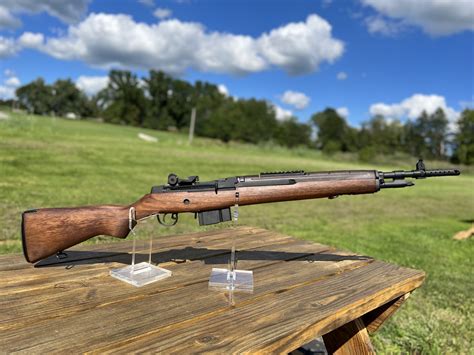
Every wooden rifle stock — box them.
[22,206,131,263]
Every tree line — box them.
[7,69,473,165]
[312,107,473,165]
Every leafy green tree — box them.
[81,96,101,118]
[404,109,448,159]
[15,78,53,115]
[274,118,312,148]
[403,116,426,158]
[167,78,194,129]
[145,72,228,131]
[311,108,354,153]
[51,79,90,117]
[358,115,404,155]
[202,99,278,144]
[452,109,474,165]
[200,100,240,142]
[193,81,227,135]
[427,108,449,159]
[144,70,173,129]
[97,70,147,126]
[236,99,277,143]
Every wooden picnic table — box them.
[1,226,425,354]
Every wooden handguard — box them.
[22,206,131,263]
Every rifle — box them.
[21,160,460,263]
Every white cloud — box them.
[18,32,44,48]
[217,84,228,96]
[0,85,16,99]
[0,0,90,27]
[336,71,347,80]
[370,102,404,118]
[273,104,293,121]
[19,13,344,76]
[280,90,310,110]
[76,75,109,96]
[196,31,266,74]
[369,94,460,122]
[258,14,344,75]
[0,6,21,29]
[0,73,21,99]
[336,107,349,118]
[153,8,172,20]
[361,0,474,36]
[5,76,20,87]
[459,96,474,109]
[365,16,403,36]
[0,36,18,58]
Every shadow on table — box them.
[34,246,371,269]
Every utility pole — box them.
[188,107,196,145]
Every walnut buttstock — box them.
[22,205,131,263]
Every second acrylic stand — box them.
[208,241,254,292]
[208,198,254,298]
[110,207,172,287]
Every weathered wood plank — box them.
[89,261,423,354]
[0,240,329,319]
[363,293,410,334]
[0,228,284,290]
[0,227,425,354]
[0,238,329,331]
[0,249,370,352]
[3,231,284,281]
[322,317,375,354]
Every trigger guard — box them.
[157,213,178,227]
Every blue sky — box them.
[0,0,472,126]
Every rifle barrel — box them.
[380,168,460,180]
[378,160,460,189]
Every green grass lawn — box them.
[1,111,473,353]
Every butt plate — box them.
[21,209,37,263]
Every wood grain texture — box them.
[134,178,378,218]
[22,205,131,263]
[322,318,375,354]
[1,227,423,353]
[119,262,423,354]
[363,293,410,334]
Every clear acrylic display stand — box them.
[209,192,254,299]
[110,207,172,287]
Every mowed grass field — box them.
[0,111,472,353]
